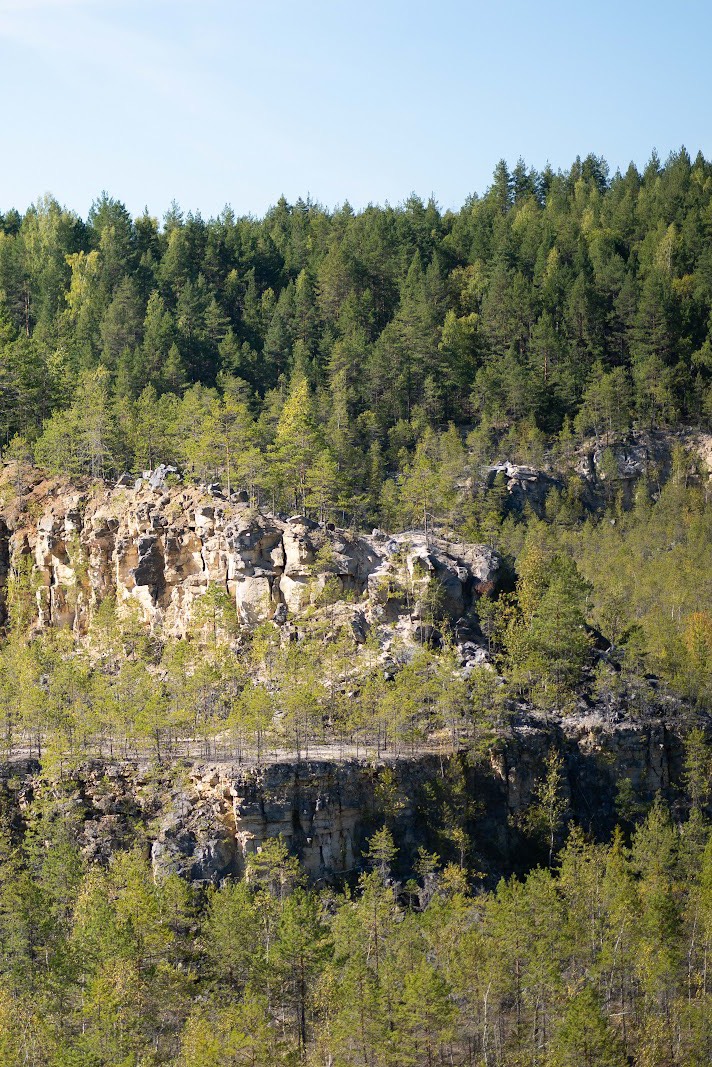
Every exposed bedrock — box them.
[0,709,690,887]
[478,428,712,517]
[0,473,503,638]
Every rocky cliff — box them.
[0,453,704,890]
[480,427,712,517]
[2,427,708,637]
[0,465,502,641]
[0,706,689,888]
[144,709,691,883]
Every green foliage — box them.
[504,545,592,709]
[0,752,709,1063]
[364,825,397,879]
[2,158,712,1063]
[522,748,569,865]
[3,151,712,525]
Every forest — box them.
[0,780,711,1066]
[0,148,712,516]
[1,149,712,1065]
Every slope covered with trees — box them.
[1,149,712,518]
[1,151,712,1066]
[0,768,711,1066]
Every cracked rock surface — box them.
[0,469,503,637]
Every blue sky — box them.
[0,0,709,221]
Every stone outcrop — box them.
[479,429,712,515]
[2,424,707,637]
[0,468,503,640]
[111,710,700,884]
[150,760,381,884]
[483,463,564,517]
[0,706,694,888]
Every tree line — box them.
[2,149,712,522]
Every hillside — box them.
[3,150,712,533]
[1,152,712,1065]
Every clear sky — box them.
[1,0,709,221]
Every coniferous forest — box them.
[1,149,712,493]
[1,150,712,1065]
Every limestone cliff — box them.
[479,427,712,517]
[0,466,502,640]
[0,458,703,890]
[2,426,708,635]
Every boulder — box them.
[350,610,369,644]
[149,464,179,490]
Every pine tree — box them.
[271,375,322,513]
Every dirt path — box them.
[1,737,460,772]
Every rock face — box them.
[150,761,383,884]
[117,712,698,884]
[572,432,670,506]
[480,429,712,516]
[0,470,504,638]
[483,463,564,517]
[0,708,692,888]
